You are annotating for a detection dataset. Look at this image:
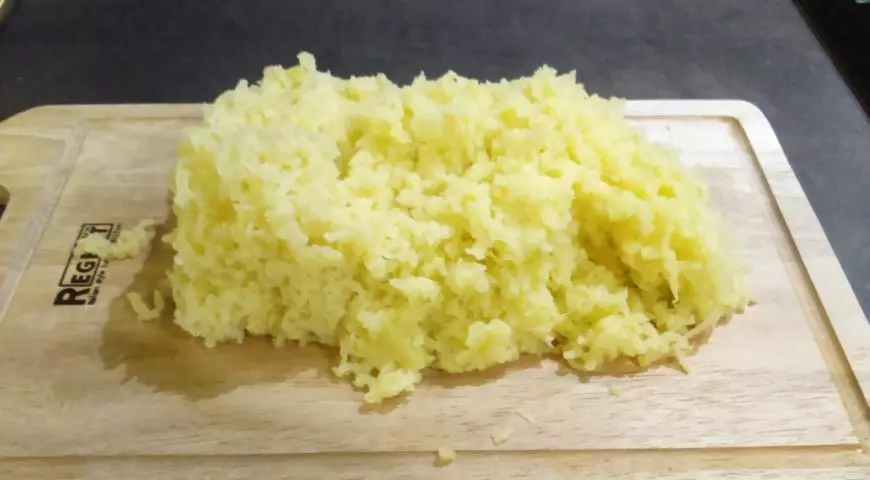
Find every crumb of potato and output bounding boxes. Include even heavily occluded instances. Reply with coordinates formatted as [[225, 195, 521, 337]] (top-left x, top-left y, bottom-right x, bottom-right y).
[[436, 447, 456, 464], [675, 355, 690, 374], [490, 426, 514, 445], [75, 219, 156, 260], [127, 290, 166, 321]]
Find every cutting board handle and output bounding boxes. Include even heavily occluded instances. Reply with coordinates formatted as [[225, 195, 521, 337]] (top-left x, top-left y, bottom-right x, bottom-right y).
[[0, 108, 84, 311], [0, 185, 9, 220]]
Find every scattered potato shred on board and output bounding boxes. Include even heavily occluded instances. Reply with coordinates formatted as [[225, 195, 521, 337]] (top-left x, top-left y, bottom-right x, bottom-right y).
[[167, 52, 750, 403], [127, 291, 166, 321], [490, 426, 515, 446], [437, 448, 456, 464], [76, 219, 156, 260]]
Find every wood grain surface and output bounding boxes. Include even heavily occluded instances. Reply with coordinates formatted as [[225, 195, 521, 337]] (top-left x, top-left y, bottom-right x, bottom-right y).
[[0, 101, 869, 478]]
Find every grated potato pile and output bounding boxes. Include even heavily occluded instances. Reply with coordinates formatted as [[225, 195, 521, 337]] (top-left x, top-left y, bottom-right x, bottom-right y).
[[167, 52, 749, 403]]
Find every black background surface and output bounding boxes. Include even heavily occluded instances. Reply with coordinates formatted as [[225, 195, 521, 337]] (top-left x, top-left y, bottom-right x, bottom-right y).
[[2, 0, 870, 316], [798, 0, 870, 115]]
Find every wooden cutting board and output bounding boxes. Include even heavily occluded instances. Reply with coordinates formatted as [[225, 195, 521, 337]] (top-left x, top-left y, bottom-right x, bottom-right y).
[[1, 101, 870, 479]]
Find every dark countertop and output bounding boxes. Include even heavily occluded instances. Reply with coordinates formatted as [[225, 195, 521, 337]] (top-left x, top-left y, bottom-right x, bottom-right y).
[[798, 0, 870, 114], [2, 0, 870, 315]]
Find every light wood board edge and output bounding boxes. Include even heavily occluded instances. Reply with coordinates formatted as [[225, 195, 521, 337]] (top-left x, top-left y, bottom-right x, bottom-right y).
[[632, 100, 870, 445], [0, 104, 202, 318], [0, 122, 82, 320], [1, 447, 870, 480], [631, 100, 870, 448]]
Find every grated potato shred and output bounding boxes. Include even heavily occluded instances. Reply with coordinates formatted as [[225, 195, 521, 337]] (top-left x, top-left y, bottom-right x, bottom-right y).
[[76, 219, 156, 260], [436, 447, 456, 464]]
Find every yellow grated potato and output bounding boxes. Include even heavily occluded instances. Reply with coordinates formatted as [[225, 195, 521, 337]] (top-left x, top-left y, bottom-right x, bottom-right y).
[[436, 447, 456, 464], [126, 290, 165, 321], [607, 385, 621, 398], [74, 219, 163, 320], [76, 219, 156, 260], [490, 426, 515, 445], [167, 52, 750, 403]]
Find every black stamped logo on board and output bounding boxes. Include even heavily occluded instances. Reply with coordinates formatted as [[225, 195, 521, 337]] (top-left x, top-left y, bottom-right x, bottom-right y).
[[53, 223, 120, 306]]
